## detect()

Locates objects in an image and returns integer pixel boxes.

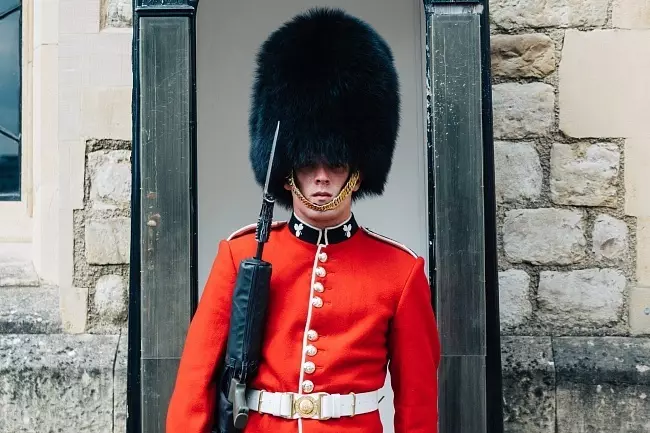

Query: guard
[166,7,441,433]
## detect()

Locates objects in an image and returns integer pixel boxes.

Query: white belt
[246,389,380,420]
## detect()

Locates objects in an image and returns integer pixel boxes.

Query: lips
[312,192,332,198]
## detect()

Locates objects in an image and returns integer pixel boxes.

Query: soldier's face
[286,162,360,226]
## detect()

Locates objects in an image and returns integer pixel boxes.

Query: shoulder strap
[361,227,418,258]
[227,221,287,241]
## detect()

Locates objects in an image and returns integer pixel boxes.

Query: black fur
[248,7,401,208]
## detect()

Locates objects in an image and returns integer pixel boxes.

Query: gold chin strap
[288,171,360,212]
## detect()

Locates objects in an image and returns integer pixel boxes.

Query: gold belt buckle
[293,394,328,420]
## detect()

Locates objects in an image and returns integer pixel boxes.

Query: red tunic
[166,214,441,433]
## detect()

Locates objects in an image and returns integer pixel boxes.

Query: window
[0,0,21,200]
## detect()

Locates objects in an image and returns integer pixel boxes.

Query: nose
[314,165,330,184]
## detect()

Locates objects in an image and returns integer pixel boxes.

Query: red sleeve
[166,240,237,433]
[388,257,441,433]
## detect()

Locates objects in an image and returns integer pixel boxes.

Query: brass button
[311,296,323,308]
[302,380,314,393]
[307,330,318,341]
[318,252,328,263]
[304,361,316,374]
[315,267,326,278]
[306,345,317,356]
[313,282,324,293]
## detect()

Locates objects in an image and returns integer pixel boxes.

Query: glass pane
[139,15,191,433]
[0,7,20,138]
[0,133,19,199]
[0,1,20,15]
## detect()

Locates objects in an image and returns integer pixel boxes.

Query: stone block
[554,337,650,433]
[625,138,650,217]
[58,86,82,141]
[0,242,33,262]
[0,261,40,287]
[554,336,650,385]
[101,0,133,29]
[84,53,128,87]
[81,87,132,140]
[32,44,60,284]
[501,337,555,433]
[94,275,127,323]
[60,286,88,334]
[88,150,132,210]
[495,141,542,204]
[85,218,130,265]
[0,245,38,286]
[71,138,86,209]
[630,287,650,336]
[114,334,128,431]
[638,219,650,286]
[0,286,62,334]
[491,34,556,78]
[592,214,628,261]
[492,83,555,139]
[538,269,626,331]
[613,0,650,29]
[560,30,650,138]
[503,209,586,265]
[490,0,609,30]
[0,202,32,242]
[499,270,533,329]
[557,383,650,432]
[34,0,59,47]
[550,142,620,207]
[60,0,101,34]
[0,334,120,433]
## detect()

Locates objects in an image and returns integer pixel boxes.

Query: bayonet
[255,122,280,258]
[263,121,280,196]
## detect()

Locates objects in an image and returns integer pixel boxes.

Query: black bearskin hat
[248,7,400,208]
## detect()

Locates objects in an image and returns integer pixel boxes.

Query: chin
[305,206,339,220]
[295,202,349,227]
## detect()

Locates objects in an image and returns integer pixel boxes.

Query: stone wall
[73,139,131,333]
[57,0,133,331]
[491,0,650,430]
[490,0,649,336]
[492,43,632,336]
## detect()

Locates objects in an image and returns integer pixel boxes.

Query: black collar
[288,213,359,245]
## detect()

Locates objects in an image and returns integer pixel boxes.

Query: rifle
[215,121,281,432]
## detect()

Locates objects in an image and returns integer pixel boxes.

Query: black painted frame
[476,1,504,430]
[127,1,502,432]
[127,1,199,432]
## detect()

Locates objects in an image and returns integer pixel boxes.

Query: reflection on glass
[0,3,20,200]
[0,134,19,198]
[0,4,20,136]
[0,1,20,15]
